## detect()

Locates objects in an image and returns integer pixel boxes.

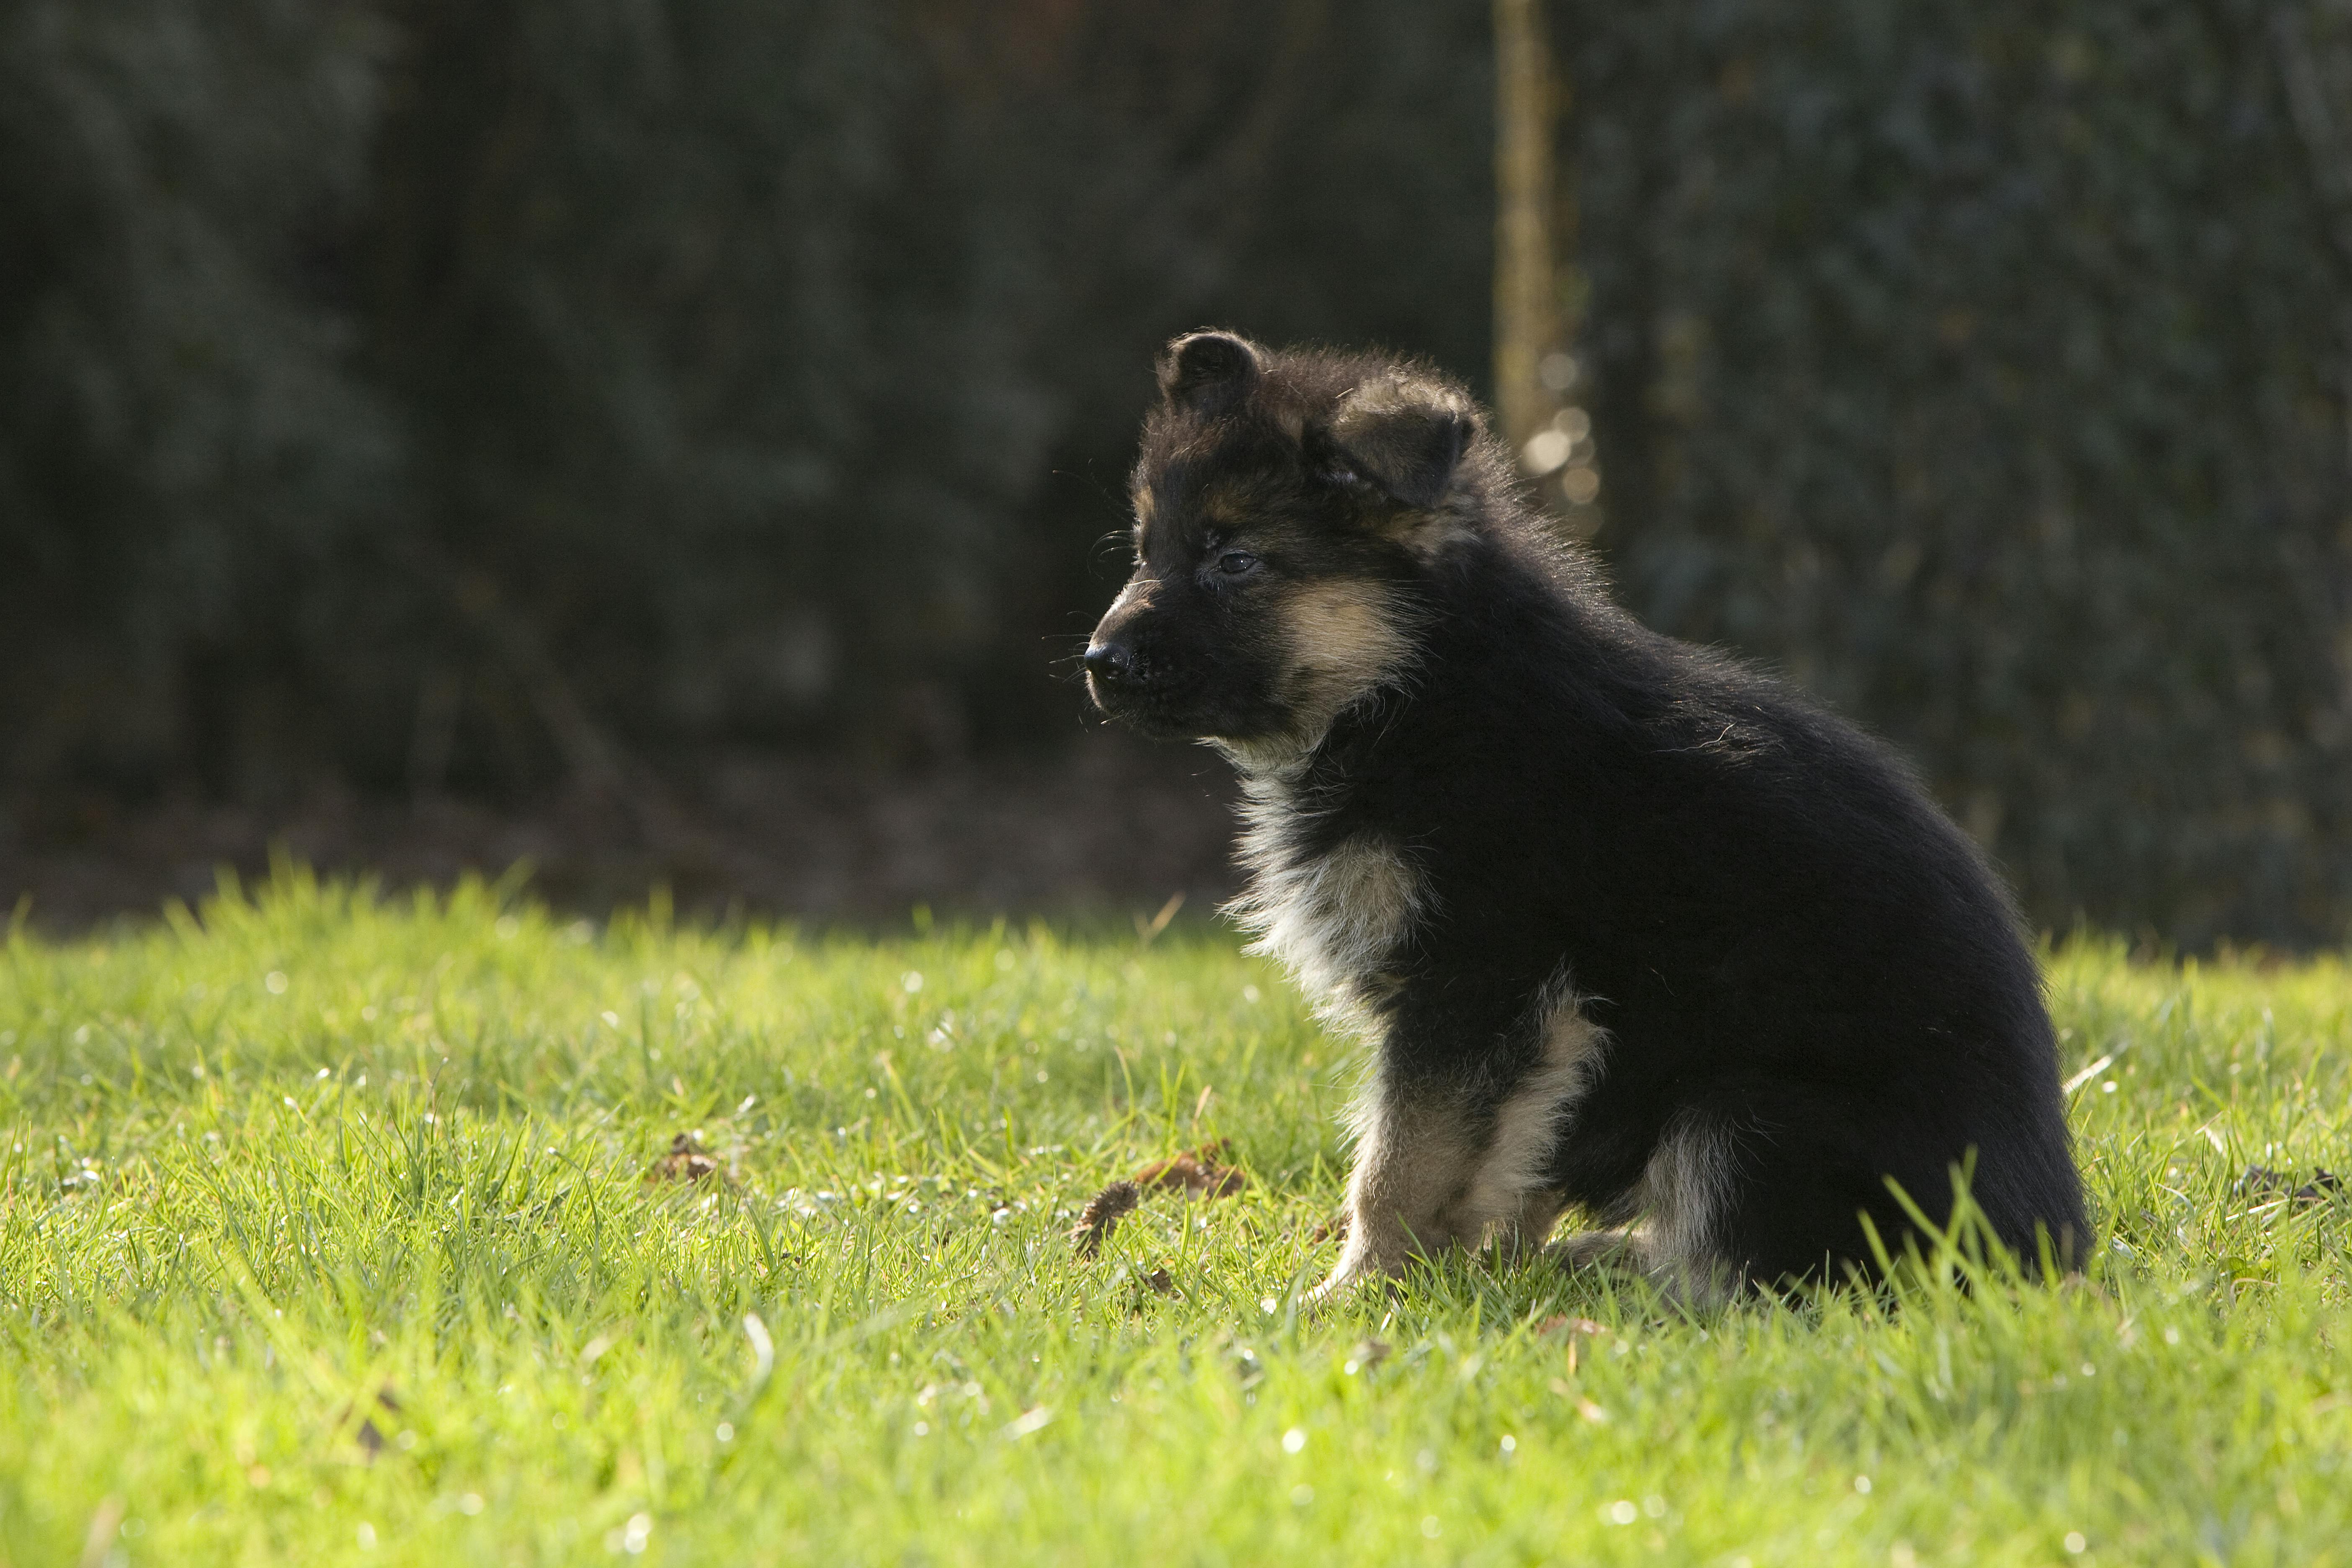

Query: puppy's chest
[1229,783,1425,1019]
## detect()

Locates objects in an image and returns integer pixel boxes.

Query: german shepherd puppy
[1085,330,2085,1298]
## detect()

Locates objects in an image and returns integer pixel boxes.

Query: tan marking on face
[1373,500,1479,560]
[1198,484,1260,538]
[1275,579,1414,736]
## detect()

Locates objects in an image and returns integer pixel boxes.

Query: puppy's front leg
[1310,1075,1488,1300]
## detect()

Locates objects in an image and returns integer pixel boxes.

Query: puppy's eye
[1217,551,1260,576]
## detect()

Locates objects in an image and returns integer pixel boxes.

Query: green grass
[2,870,2349,1567]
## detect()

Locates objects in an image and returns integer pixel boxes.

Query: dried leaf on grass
[1070,1180,1141,1258]
[1132,1139,1248,1198]
[2235,1166,2343,1206]
[1539,1315,1610,1376]
[646,1133,725,1185]
[1073,1142,1249,1259]
[340,1387,403,1461]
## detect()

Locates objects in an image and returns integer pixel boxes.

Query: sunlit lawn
[2,871,2349,1565]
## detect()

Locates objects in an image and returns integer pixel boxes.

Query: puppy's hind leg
[1546,1227,1643,1274]
[1547,1112,1742,1304]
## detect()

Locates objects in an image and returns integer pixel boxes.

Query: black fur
[1087,331,2086,1288]
[1161,329,1264,415]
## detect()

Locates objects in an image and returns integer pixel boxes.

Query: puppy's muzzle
[1083,640,1136,688]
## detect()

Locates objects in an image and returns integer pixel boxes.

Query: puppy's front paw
[1302,1263,1401,1313]
[1300,1274,1352,1312]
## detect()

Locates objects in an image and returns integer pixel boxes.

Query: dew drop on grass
[1607,1501,1637,1525]
[1282,1427,1306,1453]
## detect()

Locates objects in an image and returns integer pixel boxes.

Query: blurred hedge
[0,0,396,794]
[0,0,1492,792]
[4,0,2351,943]
[1563,0,2352,945]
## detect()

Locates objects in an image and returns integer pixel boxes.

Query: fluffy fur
[1085,330,2086,1296]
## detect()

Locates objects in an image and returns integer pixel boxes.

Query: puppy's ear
[1159,330,1263,415]
[1325,374,1474,508]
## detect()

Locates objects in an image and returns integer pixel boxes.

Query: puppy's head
[1084,330,1487,756]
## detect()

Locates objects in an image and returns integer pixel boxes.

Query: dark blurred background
[4,0,2350,946]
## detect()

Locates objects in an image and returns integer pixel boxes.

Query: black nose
[1084,642,1133,684]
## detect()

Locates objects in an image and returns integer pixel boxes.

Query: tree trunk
[1492,0,1558,459]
